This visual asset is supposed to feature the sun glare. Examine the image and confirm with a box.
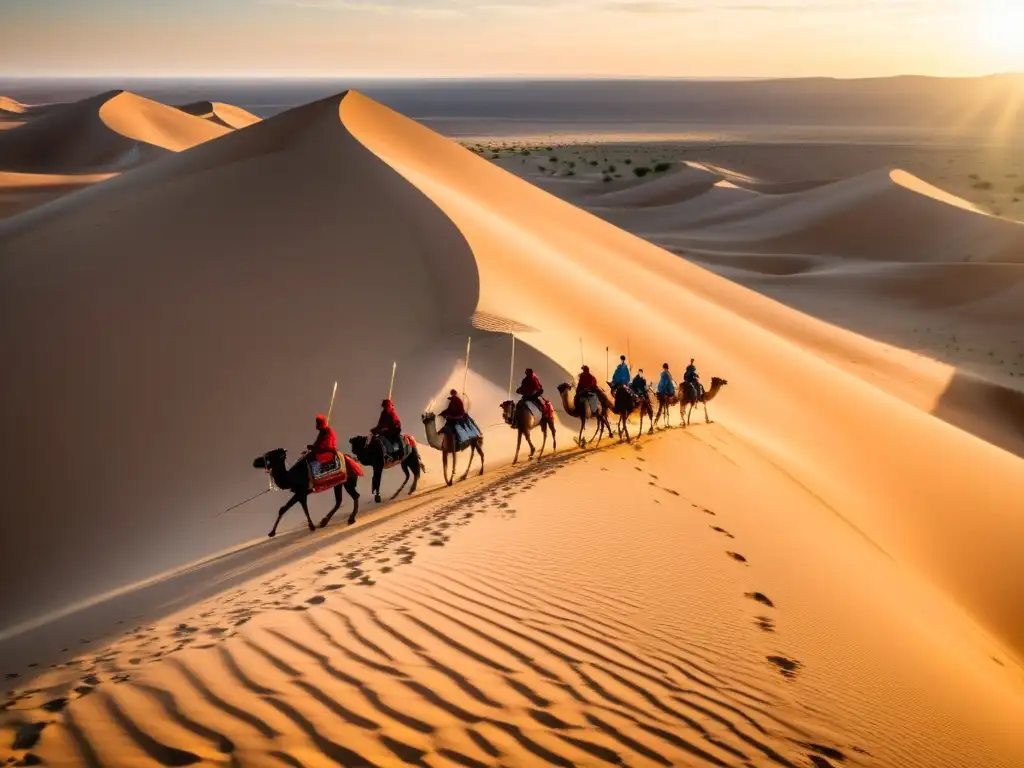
[975,1,1024,60]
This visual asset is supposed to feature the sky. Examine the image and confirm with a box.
[2,0,1023,78]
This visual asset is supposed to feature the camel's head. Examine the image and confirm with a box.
[556,382,572,394]
[421,412,436,424]
[349,435,368,454]
[253,448,287,470]
[499,400,515,423]
[711,377,728,388]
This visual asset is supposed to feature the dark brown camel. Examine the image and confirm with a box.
[349,434,425,503]
[253,448,360,537]
[609,382,655,442]
[500,398,557,463]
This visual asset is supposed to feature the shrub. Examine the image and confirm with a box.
[634,166,652,177]
[972,180,993,190]
[654,162,671,172]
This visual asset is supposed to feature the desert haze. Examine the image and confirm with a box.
[0,79,1023,768]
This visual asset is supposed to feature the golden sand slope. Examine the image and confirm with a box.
[2,91,1024,765]
[3,429,1024,767]
[0,90,230,173]
[176,100,262,130]
[0,96,28,116]
[0,170,116,219]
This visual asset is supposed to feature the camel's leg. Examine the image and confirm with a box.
[704,401,712,424]
[390,465,411,500]
[536,424,546,459]
[319,485,344,528]
[622,414,631,443]
[524,427,536,458]
[513,430,523,464]
[550,421,557,454]
[345,477,361,525]
[298,497,315,532]
[448,449,458,486]
[372,465,383,503]
[408,455,421,494]
[461,446,473,482]
[269,494,299,537]
[476,440,484,476]
[577,420,586,448]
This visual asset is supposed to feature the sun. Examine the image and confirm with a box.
[974,0,1024,59]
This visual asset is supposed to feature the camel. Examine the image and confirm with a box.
[348,434,425,504]
[655,377,729,428]
[500,398,557,463]
[253,448,361,537]
[557,382,614,448]
[421,413,484,486]
[609,383,655,442]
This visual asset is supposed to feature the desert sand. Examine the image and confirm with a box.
[175,101,262,130]
[0,91,256,217]
[2,91,1024,766]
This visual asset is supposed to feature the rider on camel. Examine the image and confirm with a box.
[611,355,631,388]
[307,414,338,475]
[684,358,704,399]
[517,368,545,405]
[630,369,648,399]
[576,365,608,411]
[371,399,403,457]
[440,389,468,434]
[657,363,677,398]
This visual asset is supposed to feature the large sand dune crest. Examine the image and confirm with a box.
[0,90,230,174]
[2,88,1024,766]
[0,91,580,631]
[175,100,262,130]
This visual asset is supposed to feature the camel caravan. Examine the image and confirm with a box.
[252,345,726,538]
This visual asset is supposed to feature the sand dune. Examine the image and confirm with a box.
[3,91,1024,766]
[0,96,28,116]
[0,170,117,219]
[0,90,230,173]
[176,100,262,130]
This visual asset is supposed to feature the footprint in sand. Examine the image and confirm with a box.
[745,592,775,608]
[767,655,802,679]
[726,551,748,564]
[755,616,776,633]
[711,526,735,538]
[305,596,326,605]
[318,584,344,592]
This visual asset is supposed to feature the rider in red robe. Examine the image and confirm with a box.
[371,399,403,441]
[308,414,338,473]
[577,366,599,392]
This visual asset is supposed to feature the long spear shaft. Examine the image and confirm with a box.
[388,362,397,400]
[326,381,338,424]
[507,334,516,400]
[463,336,472,395]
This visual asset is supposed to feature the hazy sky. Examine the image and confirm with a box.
[2,0,1022,77]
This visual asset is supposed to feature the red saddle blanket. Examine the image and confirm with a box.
[309,453,363,493]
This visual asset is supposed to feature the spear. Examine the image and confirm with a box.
[326,381,338,425]
[388,362,397,400]
[463,336,472,395]
[507,334,516,400]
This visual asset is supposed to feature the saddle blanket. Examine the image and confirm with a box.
[380,434,417,468]
[308,452,363,493]
[450,417,482,450]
